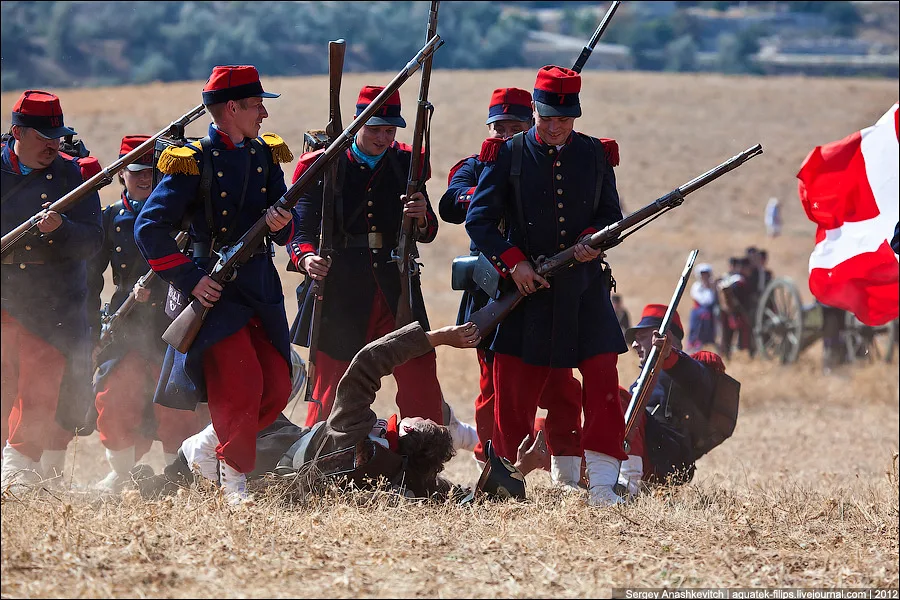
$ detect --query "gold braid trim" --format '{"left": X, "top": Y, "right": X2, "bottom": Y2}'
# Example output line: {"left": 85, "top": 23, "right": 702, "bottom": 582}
{"left": 156, "top": 145, "right": 200, "bottom": 176}
{"left": 261, "top": 132, "right": 294, "bottom": 164}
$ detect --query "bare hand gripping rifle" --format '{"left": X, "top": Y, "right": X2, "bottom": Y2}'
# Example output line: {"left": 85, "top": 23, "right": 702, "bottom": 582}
{"left": 468, "top": 144, "right": 763, "bottom": 336}
{"left": 162, "top": 35, "right": 445, "bottom": 354}
{"left": 1, "top": 104, "right": 207, "bottom": 258}
{"left": 303, "top": 38, "right": 346, "bottom": 409}
{"left": 572, "top": 0, "right": 622, "bottom": 73}
{"left": 393, "top": 0, "right": 440, "bottom": 328}
{"left": 623, "top": 249, "right": 698, "bottom": 448}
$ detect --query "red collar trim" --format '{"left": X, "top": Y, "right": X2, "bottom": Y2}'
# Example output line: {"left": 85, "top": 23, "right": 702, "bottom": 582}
{"left": 213, "top": 126, "right": 239, "bottom": 150}
{"left": 534, "top": 130, "right": 573, "bottom": 148}
{"left": 386, "top": 414, "right": 400, "bottom": 452}
{"left": 6, "top": 143, "right": 22, "bottom": 174}
{"left": 121, "top": 191, "right": 134, "bottom": 212}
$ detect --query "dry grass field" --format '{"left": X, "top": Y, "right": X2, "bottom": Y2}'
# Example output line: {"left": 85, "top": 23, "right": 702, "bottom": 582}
{"left": 2, "top": 69, "right": 898, "bottom": 597}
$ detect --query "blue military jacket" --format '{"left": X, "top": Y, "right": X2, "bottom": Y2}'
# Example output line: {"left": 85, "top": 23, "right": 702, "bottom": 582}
{"left": 1, "top": 139, "right": 103, "bottom": 430}
{"left": 465, "top": 128, "right": 627, "bottom": 367}
{"left": 439, "top": 151, "right": 497, "bottom": 350}
{"left": 288, "top": 142, "right": 439, "bottom": 362}
{"left": 629, "top": 350, "right": 717, "bottom": 482}
{"left": 89, "top": 192, "right": 170, "bottom": 381}
{"left": 133, "top": 124, "right": 295, "bottom": 410}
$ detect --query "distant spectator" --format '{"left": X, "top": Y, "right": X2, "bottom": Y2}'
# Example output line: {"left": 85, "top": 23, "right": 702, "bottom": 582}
{"left": 765, "top": 197, "right": 782, "bottom": 238}
{"left": 687, "top": 263, "right": 717, "bottom": 352}
{"left": 717, "top": 257, "right": 754, "bottom": 360}
{"left": 612, "top": 294, "right": 631, "bottom": 335}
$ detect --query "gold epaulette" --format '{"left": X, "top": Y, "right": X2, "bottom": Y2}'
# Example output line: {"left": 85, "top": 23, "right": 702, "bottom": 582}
{"left": 156, "top": 143, "right": 201, "bottom": 176}
{"left": 261, "top": 132, "right": 294, "bottom": 164}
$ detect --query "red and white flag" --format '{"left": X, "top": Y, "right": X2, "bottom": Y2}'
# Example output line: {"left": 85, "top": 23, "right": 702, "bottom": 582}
{"left": 797, "top": 102, "right": 899, "bottom": 327}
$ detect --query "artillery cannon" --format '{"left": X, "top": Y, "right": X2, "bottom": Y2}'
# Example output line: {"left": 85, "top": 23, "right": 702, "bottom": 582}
{"left": 753, "top": 277, "right": 897, "bottom": 365}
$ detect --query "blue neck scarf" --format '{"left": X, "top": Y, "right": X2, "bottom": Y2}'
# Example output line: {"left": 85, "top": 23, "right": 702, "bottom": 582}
{"left": 351, "top": 139, "right": 386, "bottom": 169}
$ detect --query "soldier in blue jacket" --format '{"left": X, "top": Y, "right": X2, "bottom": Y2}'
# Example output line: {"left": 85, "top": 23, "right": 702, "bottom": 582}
{"left": 133, "top": 66, "right": 296, "bottom": 503}
{"left": 1, "top": 90, "right": 102, "bottom": 489}
{"left": 89, "top": 135, "right": 204, "bottom": 492}
{"left": 288, "top": 85, "right": 445, "bottom": 430}
{"left": 440, "top": 87, "right": 584, "bottom": 488}
{"left": 465, "top": 65, "right": 628, "bottom": 507}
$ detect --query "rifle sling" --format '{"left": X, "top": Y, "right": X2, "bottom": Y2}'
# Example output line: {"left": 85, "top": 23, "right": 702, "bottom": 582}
{"left": 1, "top": 169, "right": 43, "bottom": 207}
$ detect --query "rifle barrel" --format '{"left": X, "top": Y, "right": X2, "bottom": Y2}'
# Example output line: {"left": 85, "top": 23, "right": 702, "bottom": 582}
{"left": 1, "top": 104, "right": 206, "bottom": 258}
{"left": 572, "top": 1, "right": 622, "bottom": 73}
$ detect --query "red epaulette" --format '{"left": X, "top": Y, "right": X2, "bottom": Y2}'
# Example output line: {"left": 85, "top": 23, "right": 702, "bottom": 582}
{"left": 599, "top": 138, "right": 619, "bottom": 167}
{"left": 479, "top": 137, "right": 504, "bottom": 163}
{"left": 291, "top": 148, "right": 326, "bottom": 184}
{"left": 447, "top": 154, "right": 477, "bottom": 185}
{"left": 60, "top": 152, "right": 102, "bottom": 181}
{"left": 690, "top": 350, "right": 726, "bottom": 374}
{"left": 393, "top": 141, "right": 430, "bottom": 181}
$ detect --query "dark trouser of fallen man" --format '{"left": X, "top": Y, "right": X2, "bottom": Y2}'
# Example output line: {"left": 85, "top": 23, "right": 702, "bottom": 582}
{"left": 142, "top": 322, "right": 543, "bottom": 502}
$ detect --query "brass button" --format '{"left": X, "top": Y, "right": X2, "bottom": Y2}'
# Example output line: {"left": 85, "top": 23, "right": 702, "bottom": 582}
{"left": 46, "top": 173, "right": 53, "bottom": 180}
{"left": 372, "top": 249, "right": 379, "bottom": 254}
{"left": 501, "top": 267, "right": 507, "bottom": 273}
{"left": 370, "top": 226, "right": 376, "bottom": 232}
{"left": 217, "top": 171, "right": 224, "bottom": 178}
{"left": 151, "top": 302, "right": 157, "bottom": 307}
{"left": 558, "top": 203, "right": 564, "bottom": 209}
{"left": 41, "top": 193, "right": 48, "bottom": 200}
{"left": 560, "top": 244, "right": 565, "bottom": 249}
{"left": 492, "top": 256, "right": 497, "bottom": 260}
{"left": 220, "top": 191, "right": 227, "bottom": 198}
{"left": 360, "top": 166, "right": 366, "bottom": 170}
{"left": 548, "top": 149, "right": 554, "bottom": 155}
{"left": 559, "top": 217, "right": 565, "bottom": 223}
{"left": 220, "top": 227, "right": 227, "bottom": 233}
{"left": 119, "top": 209, "right": 125, "bottom": 215}
{"left": 212, "top": 150, "right": 219, "bottom": 157}
{"left": 367, "top": 213, "right": 373, "bottom": 218}
{"left": 48, "top": 240, "right": 53, "bottom": 245}
{"left": 261, "top": 187, "right": 266, "bottom": 193}
{"left": 250, "top": 148, "right": 256, "bottom": 154}
{"left": 257, "top": 167, "right": 263, "bottom": 173}
{"left": 561, "top": 230, "right": 567, "bottom": 236}
{"left": 556, "top": 174, "right": 562, "bottom": 180}
{"left": 116, "top": 227, "right": 121, "bottom": 232}
{"left": 19, "top": 264, "right": 26, "bottom": 269}
{"left": 221, "top": 210, "right": 228, "bottom": 216}
{"left": 556, "top": 189, "right": 563, "bottom": 195}
{"left": 24, "top": 245, "right": 31, "bottom": 251}
{"left": 555, "top": 161, "right": 561, "bottom": 167}
{"left": 372, "top": 262, "right": 378, "bottom": 268}
{"left": 367, "top": 201, "right": 373, "bottom": 206}
{"left": 116, "top": 246, "right": 122, "bottom": 252}
{"left": 120, "top": 263, "right": 127, "bottom": 268}
{"left": 367, "top": 188, "right": 372, "bottom": 193}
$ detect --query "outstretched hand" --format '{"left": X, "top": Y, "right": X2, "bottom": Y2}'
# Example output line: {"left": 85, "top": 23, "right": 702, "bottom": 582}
{"left": 514, "top": 429, "right": 548, "bottom": 476}
{"left": 426, "top": 322, "right": 481, "bottom": 349}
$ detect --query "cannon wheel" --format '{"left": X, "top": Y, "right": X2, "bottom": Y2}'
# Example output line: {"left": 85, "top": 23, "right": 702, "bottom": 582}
{"left": 754, "top": 277, "right": 804, "bottom": 364}
{"left": 843, "top": 313, "right": 898, "bottom": 364}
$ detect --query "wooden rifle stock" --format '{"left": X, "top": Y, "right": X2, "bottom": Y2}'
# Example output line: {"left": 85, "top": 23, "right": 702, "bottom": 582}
{"left": 394, "top": 0, "right": 440, "bottom": 328}
{"left": 622, "top": 249, "right": 699, "bottom": 448}
{"left": 304, "top": 39, "right": 346, "bottom": 409}
{"left": 162, "top": 35, "right": 445, "bottom": 354}
{"left": 571, "top": 1, "right": 622, "bottom": 73}
{"left": 1, "top": 104, "right": 207, "bottom": 258}
{"left": 469, "top": 144, "right": 763, "bottom": 336}
{"left": 98, "top": 231, "right": 189, "bottom": 354}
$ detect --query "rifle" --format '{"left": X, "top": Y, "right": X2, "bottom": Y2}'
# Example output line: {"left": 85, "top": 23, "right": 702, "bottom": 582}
{"left": 572, "top": 0, "right": 622, "bottom": 73}
{"left": 1, "top": 104, "right": 207, "bottom": 258}
{"left": 623, "top": 249, "right": 698, "bottom": 447}
{"left": 97, "top": 231, "right": 190, "bottom": 358}
{"left": 303, "top": 38, "right": 346, "bottom": 411}
{"left": 162, "top": 35, "right": 445, "bottom": 354}
{"left": 393, "top": 0, "right": 440, "bottom": 328}
{"left": 468, "top": 144, "right": 763, "bottom": 336}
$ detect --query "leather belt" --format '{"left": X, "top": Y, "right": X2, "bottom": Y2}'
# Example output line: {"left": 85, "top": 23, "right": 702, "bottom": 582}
{"left": 342, "top": 233, "right": 388, "bottom": 249}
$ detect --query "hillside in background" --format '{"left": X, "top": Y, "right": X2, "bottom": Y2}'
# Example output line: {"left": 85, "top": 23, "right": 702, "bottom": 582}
{"left": 1, "top": 0, "right": 897, "bottom": 91}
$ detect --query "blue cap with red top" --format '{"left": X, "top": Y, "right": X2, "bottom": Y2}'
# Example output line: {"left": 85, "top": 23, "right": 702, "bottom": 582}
{"left": 625, "top": 304, "right": 684, "bottom": 345}
{"left": 119, "top": 135, "right": 154, "bottom": 171}
{"left": 356, "top": 85, "right": 406, "bottom": 128}
{"left": 532, "top": 65, "right": 582, "bottom": 118}
{"left": 11, "top": 90, "right": 77, "bottom": 139}
{"left": 486, "top": 87, "right": 533, "bottom": 125}
{"left": 201, "top": 65, "right": 279, "bottom": 105}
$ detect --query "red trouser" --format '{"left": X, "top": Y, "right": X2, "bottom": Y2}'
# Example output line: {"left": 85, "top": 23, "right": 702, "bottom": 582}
{"left": 472, "top": 349, "right": 583, "bottom": 462}
{"left": 95, "top": 350, "right": 203, "bottom": 459}
{"left": 492, "top": 352, "right": 628, "bottom": 462}
{"left": 203, "top": 317, "right": 291, "bottom": 473}
{"left": 618, "top": 387, "right": 646, "bottom": 460}
{"left": 305, "top": 291, "right": 444, "bottom": 428}
{"left": 1, "top": 310, "right": 74, "bottom": 461}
